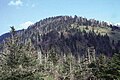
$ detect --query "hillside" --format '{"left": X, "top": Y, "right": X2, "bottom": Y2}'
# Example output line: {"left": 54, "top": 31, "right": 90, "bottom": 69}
{"left": 0, "top": 15, "right": 120, "bottom": 80}
{"left": 0, "top": 16, "right": 120, "bottom": 56}
{"left": 21, "top": 16, "right": 120, "bottom": 56}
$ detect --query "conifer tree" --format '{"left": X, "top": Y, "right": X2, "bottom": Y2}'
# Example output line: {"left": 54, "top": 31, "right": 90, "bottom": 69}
{"left": 0, "top": 27, "right": 42, "bottom": 80}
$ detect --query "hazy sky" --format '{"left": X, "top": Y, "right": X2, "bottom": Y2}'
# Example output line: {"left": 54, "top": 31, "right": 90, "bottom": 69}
{"left": 0, "top": 0, "right": 120, "bottom": 35}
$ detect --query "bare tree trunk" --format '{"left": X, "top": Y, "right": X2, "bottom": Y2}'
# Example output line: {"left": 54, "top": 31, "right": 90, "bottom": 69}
{"left": 44, "top": 53, "right": 47, "bottom": 70}
{"left": 70, "top": 53, "right": 74, "bottom": 80}
{"left": 38, "top": 50, "right": 42, "bottom": 64}
{"left": 54, "top": 68, "right": 59, "bottom": 80}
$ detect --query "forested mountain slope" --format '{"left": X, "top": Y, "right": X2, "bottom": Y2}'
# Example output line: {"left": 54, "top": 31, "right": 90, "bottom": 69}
{"left": 0, "top": 15, "right": 120, "bottom": 80}
{"left": 0, "top": 16, "right": 120, "bottom": 56}
{"left": 21, "top": 16, "right": 120, "bottom": 56}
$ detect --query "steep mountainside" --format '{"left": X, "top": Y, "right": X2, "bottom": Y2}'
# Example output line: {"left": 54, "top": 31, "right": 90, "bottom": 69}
{"left": 0, "top": 16, "right": 120, "bottom": 56}
{"left": 0, "top": 29, "right": 24, "bottom": 43}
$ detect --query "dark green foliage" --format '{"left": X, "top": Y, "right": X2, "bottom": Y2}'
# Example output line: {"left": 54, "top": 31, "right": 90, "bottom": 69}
{"left": 0, "top": 27, "right": 40, "bottom": 80}
{"left": 89, "top": 53, "right": 120, "bottom": 79}
{"left": 107, "top": 53, "right": 120, "bottom": 79}
{"left": 48, "top": 49, "right": 58, "bottom": 66}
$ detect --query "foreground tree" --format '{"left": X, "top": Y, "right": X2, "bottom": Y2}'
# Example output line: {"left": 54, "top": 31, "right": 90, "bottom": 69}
{"left": 107, "top": 53, "right": 120, "bottom": 79}
{"left": 89, "top": 53, "right": 120, "bottom": 80}
{"left": 0, "top": 27, "right": 43, "bottom": 80}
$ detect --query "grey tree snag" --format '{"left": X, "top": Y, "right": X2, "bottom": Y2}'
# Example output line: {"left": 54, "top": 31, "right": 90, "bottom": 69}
{"left": 10, "top": 26, "right": 16, "bottom": 44}
{"left": 87, "top": 47, "right": 96, "bottom": 64}
{"left": 37, "top": 49, "right": 42, "bottom": 64}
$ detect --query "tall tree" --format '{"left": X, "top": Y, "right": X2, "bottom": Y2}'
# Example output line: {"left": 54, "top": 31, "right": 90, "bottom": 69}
{"left": 0, "top": 27, "right": 42, "bottom": 80}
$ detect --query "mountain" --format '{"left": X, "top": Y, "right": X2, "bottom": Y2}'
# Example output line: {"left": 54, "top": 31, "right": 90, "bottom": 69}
{"left": 1, "top": 15, "right": 120, "bottom": 80}
{"left": 0, "top": 29, "right": 24, "bottom": 43}
{"left": 0, "top": 16, "right": 120, "bottom": 56}
{"left": 0, "top": 32, "right": 11, "bottom": 43}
